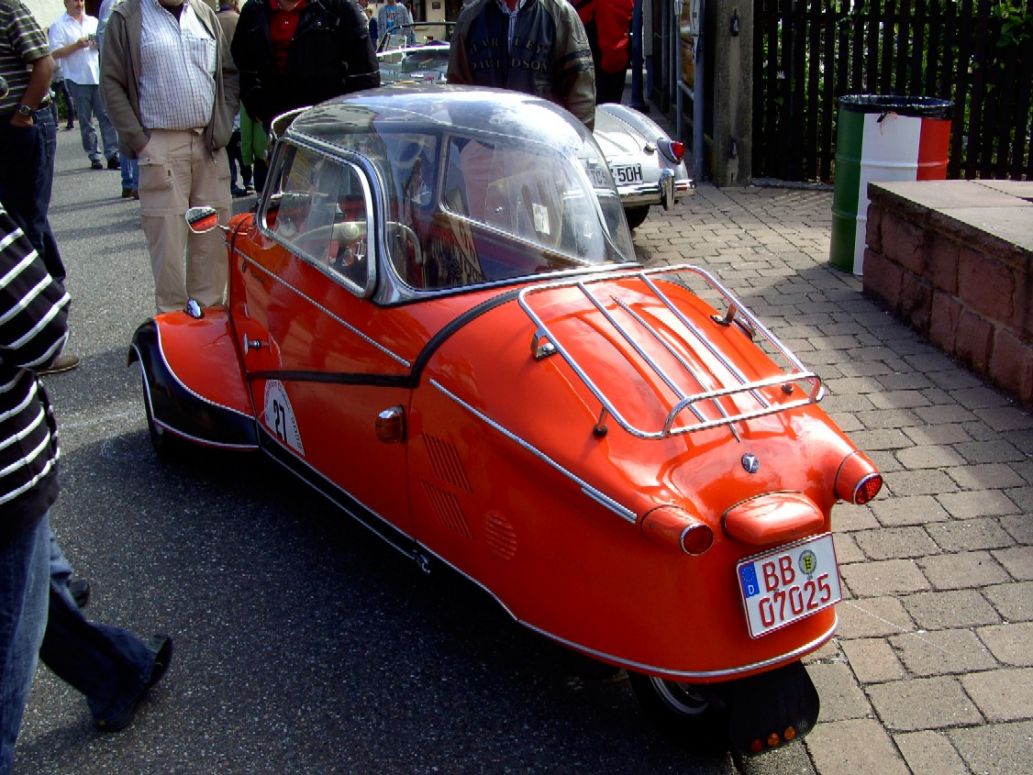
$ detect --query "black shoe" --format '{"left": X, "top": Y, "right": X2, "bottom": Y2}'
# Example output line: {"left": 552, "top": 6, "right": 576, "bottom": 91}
{"left": 231, "top": 185, "right": 249, "bottom": 197}
{"left": 38, "top": 353, "right": 81, "bottom": 375}
{"left": 90, "top": 159, "right": 104, "bottom": 170}
{"left": 69, "top": 578, "right": 90, "bottom": 608}
{"left": 122, "top": 187, "right": 135, "bottom": 198}
{"left": 107, "top": 156, "right": 121, "bottom": 170}
{"left": 94, "top": 635, "right": 173, "bottom": 732}
{"left": 65, "top": 122, "right": 74, "bottom": 130}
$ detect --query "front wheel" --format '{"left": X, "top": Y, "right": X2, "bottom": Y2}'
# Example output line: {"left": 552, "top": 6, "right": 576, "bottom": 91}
{"left": 142, "top": 374, "right": 185, "bottom": 462}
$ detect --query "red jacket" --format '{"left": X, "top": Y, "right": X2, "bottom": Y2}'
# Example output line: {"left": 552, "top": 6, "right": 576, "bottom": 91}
{"left": 570, "top": 0, "right": 633, "bottom": 74}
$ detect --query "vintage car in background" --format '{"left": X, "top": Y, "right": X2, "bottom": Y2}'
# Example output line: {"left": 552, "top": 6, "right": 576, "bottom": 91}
{"left": 131, "top": 86, "right": 882, "bottom": 755}
{"left": 375, "top": 28, "right": 693, "bottom": 228}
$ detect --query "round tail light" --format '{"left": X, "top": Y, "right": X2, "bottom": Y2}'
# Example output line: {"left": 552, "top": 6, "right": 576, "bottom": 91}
{"left": 835, "top": 451, "right": 883, "bottom": 505}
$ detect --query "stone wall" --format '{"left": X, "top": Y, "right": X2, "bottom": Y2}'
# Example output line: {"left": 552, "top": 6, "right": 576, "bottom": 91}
{"left": 862, "top": 180, "right": 1033, "bottom": 408}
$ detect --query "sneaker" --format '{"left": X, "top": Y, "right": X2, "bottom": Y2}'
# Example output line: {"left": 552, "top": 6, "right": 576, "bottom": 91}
{"left": 94, "top": 635, "right": 173, "bottom": 732}
{"left": 65, "top": 122, "right": 74, "bottom": 130}
{"left": 90, "top": 159, "right": 104, "bottom": 170}
{"left": 231, "top": 185, "right": 250, "bottom": 197}
{"left": 38, "top": 353, "right": 80, "bottom": 375}
{"left": 107, "top": 156, "right": 121, "bottom": 170}
{"left": 122, "top": 187, "right": 135, "bottom": 198}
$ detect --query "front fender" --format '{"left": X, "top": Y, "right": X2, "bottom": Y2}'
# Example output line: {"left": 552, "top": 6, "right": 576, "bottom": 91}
{"left": 129, "top": 312, "right": 258, "bottom": 450}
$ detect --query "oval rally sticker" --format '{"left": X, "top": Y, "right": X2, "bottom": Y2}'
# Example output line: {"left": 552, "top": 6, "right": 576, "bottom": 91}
{"left": 264, "top": 380, "right": 304, "bottom": 455}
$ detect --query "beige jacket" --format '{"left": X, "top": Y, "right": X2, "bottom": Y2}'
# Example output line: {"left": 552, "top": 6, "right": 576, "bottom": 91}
{"left": 100, "top": 0, "right": 239, "bottom": 158}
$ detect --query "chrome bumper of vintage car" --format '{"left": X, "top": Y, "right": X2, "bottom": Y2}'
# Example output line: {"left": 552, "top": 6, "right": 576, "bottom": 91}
{"left": 617, "top": 175, "right": 696, "bottom": 208}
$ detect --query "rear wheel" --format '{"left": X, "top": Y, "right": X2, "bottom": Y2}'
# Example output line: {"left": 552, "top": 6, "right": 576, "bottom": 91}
{"left": 623, "top": 206, "right": 650, "bottom": 230}
{"left": 628, "top": 673, "right": 726, "bottom": 749}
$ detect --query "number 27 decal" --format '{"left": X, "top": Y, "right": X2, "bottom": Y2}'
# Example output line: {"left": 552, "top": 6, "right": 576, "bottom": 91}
{"left": 263, "top": 380, "right": 304, "bottom": 455}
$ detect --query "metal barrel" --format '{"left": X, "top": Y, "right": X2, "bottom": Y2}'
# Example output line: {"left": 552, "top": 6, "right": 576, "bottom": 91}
{"left": 829, "top": 95, "right": 953, "bottom": 275}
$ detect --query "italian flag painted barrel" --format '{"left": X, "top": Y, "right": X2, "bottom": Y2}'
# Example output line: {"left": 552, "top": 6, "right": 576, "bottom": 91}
{"left": 829, "top": 95, "right": 953, "bottom": 274}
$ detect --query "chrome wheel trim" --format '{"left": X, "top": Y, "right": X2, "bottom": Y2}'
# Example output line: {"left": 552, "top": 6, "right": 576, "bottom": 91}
{"left": 650, "top": 677, "right": 710, "bottom": 716}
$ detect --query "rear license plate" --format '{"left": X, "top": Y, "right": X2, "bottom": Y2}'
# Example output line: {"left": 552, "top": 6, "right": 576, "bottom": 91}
{"left": 611, "top": 163, "right": 643, "bottom": 185}
{"left": 736, "top": 534, "right": 841, "bottom": 639}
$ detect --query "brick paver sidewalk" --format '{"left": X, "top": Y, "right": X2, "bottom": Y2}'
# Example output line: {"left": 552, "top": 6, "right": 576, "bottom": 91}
{"left": 635, "top": 184, "right": 1033, "bottom": 775}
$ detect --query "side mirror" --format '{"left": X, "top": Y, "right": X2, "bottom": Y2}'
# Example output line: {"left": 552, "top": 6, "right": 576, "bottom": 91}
{"left": 185, "top": 206, "right": 224, "bottom": 234}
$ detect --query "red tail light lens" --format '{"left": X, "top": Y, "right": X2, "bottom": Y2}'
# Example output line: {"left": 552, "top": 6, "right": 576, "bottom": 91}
{"left": 835, "top": 451, "right": 883, "bottom": 504}
{"left": 658, "top": 139, "right": 685, "bottom": 163}
{"left": 853, "top": 473, "right": 884, "bottom": 505}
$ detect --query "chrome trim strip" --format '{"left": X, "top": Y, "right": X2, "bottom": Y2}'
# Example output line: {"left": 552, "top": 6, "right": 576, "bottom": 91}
{"left": 235, "top": 246, "right": 411, "bottom": 369}
{"left": 430, "top": 379, "right": 637, "bottom": 524}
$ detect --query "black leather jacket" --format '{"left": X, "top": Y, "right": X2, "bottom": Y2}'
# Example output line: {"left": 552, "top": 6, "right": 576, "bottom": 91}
{"left": 231, "top": 0, "right": 379, "bottom": 125}
{"left": 447, "top": 0, "right": 595, "bottom": 129}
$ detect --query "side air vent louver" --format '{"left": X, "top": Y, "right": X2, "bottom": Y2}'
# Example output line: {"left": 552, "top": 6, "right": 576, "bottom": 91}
{"left": 422, "top": 481, "right": 473, "bottom": 539}
{"left": 483, "top": 512, "right": 518, "bottom": 560}
{"left": 423, "top": 434, "right": 473, "bottom": 492}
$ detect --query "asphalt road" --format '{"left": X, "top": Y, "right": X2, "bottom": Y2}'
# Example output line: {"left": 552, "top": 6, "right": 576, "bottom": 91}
{"left": 14, "top": 129, "right": 738, "bottom": 774}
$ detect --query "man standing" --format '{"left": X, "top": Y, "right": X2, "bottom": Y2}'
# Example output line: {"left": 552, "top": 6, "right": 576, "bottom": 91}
{"left": 447, "top": 0, "right": 596, "bottom": 129}
{"left": 376, "top": 0, "right": 411, "bottom": 45}
{"left": 570, "top": 0, "right": 632, "bottom": 105}
{"left": 97, "top": 0, "right": 140, "bottom": 198}
{"left": 231, "top": 0, "right": 379, "bottom": 132}
{"left": 101, "top": 0, "right": 239, "bottom": 313}
{"left": 48, "top": 0, "right": 120, "bottom": 170}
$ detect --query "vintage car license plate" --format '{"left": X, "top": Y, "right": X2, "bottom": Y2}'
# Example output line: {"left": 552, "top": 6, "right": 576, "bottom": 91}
{"left": 736, "top": 534, "right": 841, "bottom": 638}
{"left": 611, "top": 163, "right": 644, "bottom": 185}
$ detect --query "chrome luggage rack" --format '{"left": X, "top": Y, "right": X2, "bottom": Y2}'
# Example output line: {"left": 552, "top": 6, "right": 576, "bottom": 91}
{"left": 517, "top": 264, "right": 824, "bottom": 440}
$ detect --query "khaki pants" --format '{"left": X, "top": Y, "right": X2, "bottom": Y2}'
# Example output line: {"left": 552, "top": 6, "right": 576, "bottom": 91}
{"left": 138, "top": 129, "right": 231, "bottom": 313}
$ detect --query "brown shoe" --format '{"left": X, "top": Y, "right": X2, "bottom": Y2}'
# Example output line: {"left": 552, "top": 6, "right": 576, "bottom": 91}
{"left": 39, "top": 353, "right": 80, "bottom": 375}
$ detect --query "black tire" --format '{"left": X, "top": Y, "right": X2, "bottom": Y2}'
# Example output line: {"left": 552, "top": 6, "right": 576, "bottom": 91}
{"left": 623, "top": 206, "right": 650, "bottom": 230}
{"left": 628, "top": 672, "right": 728, "bottom": 750}
{"left": 142, "top": 375, "right": 184, "bottom": 462}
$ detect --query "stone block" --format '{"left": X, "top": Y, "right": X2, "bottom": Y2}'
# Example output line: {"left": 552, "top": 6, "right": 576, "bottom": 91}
{"left": 961, "top": 667, "right": 1033, "bottom": 721}
{"left": 958, "top": 246, "right": 1016, "bottom": 322}
{"left": 926, "top": 518, "right": 1015, "bottom": 552}
{"left": 862, "top": 251, "right": 903, "bottom": 312}
{"left": 954, "top": 308, "right": 995, "bottom": 373}
{"left": 805, "top": 719, "right": 910, "bottom": 775}
{"left": 984, "top": 581, "right": 1033, "bottom": 622}
{"left": 999, "top": 514, "right": 1033, "bottom": 544}
{"left": 895, "top": 730, "right": 970, "bottom": 775}
{"left": 840, "top": 559, "right": 930, "bottom": 597}
{"left": 853, "top": 526, "right": 939, "bottom": 560}
{"left": 989, "top": 326, "right": 1033, "bottom": 408}
{"left": 925, "top": 232, "right": 960, "bottom": 294}
{"left": 899, "top": 271, "right": 932, "bottom": 333}
{"left": 836, "top": 596, "right": 915, "bottom": 639}
{"left": 883, "top": 213, "right": 926, "bottom": 275}
{"left": 992, "top": 546, "right": 1033, "bottom": 580}
{"left": 901, "top": 589, "right": 1000, "bottom": 629}
{"left": 977, "top": 622, "right": 1033, "bottom": 666}
{"left": 840, "top": 638, "right": 905, "bottom": 683}
{"left": 928, "top": 290, "right": 961, "bottom": 354}
{"left": 1015, "top": 271, "right": 1033, "bottom": 339}
{"left": 918, "top": 551, "right": 1011, "bottom": 590}
{"left": 950, "top": 720, "right": 1033, "bottom": 775}
{"left": 868, "top": 676, "right": 982, "bottom": 730}
{"left": 935, "top": 492, "right": 1019, "bottom": 521}
{"left": 806, "top": 662, "right": 870, "bottom": 721}
{"left": 866, "top": 205, "right": 883, "bottom": 254}
{"left": 889, "top": 628, "right": 996, "bottom": 676}
{"left": 870, "top": 494, "right": 950, "bottom": 527}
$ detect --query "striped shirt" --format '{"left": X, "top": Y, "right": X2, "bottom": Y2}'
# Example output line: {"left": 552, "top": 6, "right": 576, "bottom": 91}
{"left": 0, "top": 204, "right": 70, "bottom": 536}
{"left": 138, "top": 0, "right": 216, "bottom": 130}
{"left": 0, "top": 0, "right": 50, "bottom": 117}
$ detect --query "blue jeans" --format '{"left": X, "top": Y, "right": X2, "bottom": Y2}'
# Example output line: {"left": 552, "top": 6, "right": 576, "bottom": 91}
{"left": 120, "top": 153, "right": 139, "bottom": 192}
{"left": 0, "top": 108, "right": 64, "bottom": 280}
{"left": 40, "top": 536, "right": 158, "bottom": 726}
{"left": 0, "top": 514, "right": 50, "bottom": 775}
{"left": 66, "top": 81, "right": 119, "bottom": 163}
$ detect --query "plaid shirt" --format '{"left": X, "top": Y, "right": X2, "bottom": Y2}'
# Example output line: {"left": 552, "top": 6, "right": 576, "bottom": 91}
{"left": 0, "top": 0, "right": 50, "bottom": 117}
